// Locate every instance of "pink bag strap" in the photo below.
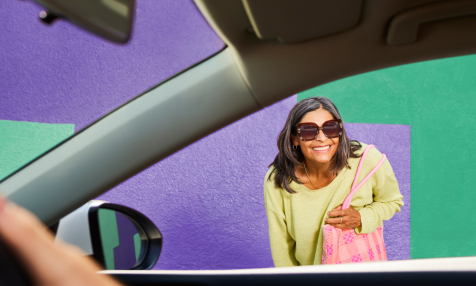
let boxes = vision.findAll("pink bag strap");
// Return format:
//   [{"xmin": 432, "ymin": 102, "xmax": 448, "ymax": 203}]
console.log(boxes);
[{"xmin": 342, "ymin": 145, "xmax": 387, "ymax": 210}]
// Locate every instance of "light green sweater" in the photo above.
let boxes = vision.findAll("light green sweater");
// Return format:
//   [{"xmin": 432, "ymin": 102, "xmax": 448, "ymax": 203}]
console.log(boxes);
[{"xmin": 263, "ymin": 144, "xmax": 404, "ymax": 267}]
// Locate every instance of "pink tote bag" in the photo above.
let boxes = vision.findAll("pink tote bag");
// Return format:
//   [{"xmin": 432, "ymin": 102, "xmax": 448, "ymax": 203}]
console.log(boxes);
[{"xmin": 322, "ymin": 145, "xmax": 387, "ymax": 264}]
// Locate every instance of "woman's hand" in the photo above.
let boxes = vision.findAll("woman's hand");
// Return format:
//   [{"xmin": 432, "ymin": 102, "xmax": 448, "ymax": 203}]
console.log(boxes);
[
  {"xmin": 325, "ymin": 205, "xmax": 362, "ymax": 229},
  {"xmin": 0, "ymin": 195, "xmax": 123, "ymax": 286}
]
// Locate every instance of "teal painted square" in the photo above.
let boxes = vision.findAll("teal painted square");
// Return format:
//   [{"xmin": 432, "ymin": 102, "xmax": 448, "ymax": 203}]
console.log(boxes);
[{"xmin": 0, "ymin": 120, "xmax": 74, "ymax": 180}]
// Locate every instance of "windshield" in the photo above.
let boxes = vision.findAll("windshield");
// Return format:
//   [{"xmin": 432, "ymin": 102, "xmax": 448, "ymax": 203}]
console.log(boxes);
[{"xmin": 0, "ymin": 0, "xmax": 224, "ymax": 181}]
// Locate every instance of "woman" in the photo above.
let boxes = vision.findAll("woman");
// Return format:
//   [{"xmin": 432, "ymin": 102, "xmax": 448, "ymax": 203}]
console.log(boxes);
[{"xmin": 264, "ymin": 96, "xmax": 404, "ymax": 267}]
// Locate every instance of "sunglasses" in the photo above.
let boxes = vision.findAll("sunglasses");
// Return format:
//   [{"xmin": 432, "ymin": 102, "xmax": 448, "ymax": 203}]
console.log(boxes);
[{"xmin": 297, "ymin": 119, "xmax": 343, "ymax": 141}]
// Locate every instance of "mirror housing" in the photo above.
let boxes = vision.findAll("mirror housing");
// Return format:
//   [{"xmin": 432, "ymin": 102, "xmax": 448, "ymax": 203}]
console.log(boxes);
[
  {"xmin": 32, "ymin": 0, "xmax": 135, "ymax": 43},
  {"xmin": 54, "ymin": 200, "xmax": 162, "ymax": 270}
]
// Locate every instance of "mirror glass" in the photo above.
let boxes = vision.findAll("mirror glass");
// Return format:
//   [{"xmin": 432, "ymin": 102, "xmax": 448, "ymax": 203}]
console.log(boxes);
[
  {"xmin": 97, "ymin": 208, "xmax": 147, "ymax": 270},
  {"xmin": 34, "ymin": 0, "xmax": 135, "ymax": 43}
]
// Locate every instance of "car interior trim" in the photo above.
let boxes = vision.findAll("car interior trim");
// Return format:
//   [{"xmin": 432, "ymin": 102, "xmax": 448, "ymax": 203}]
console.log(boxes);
[
  {"xmin": 241, "ymin": 0, "xmax": 363, "ymax": 43},
  {"xmin": 103, "ymin": 255, "xmax": 476, "ymax": 275},
  {"xmin": 196, "ymin": 0, "xmax": 476, "ymax": 107},
  {"xmin": 387, "ymin": 0, "xmax": 476, "ymax": 45}
]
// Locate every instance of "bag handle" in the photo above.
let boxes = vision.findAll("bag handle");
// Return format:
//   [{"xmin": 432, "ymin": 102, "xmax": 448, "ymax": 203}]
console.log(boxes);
[{"xmin": 342, "ymin": 145, "xmax": 387, "ymax": 210}]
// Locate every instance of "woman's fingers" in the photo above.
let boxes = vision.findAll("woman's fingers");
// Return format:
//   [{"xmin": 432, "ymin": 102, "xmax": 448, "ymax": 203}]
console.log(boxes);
[
  {"xmin": 325, "ymin": 206, "xmax": 362, "ymax": 229},
  {"xmin": 326, "ymin": 207, "xmax": 347, "ymax": 226},
  {"xmin": 325, "ymin": 217, "xmax": 346, "ymax": 224},
  {"xmin": 332, "ymin": 205, "xmax": 342, "ymax": 211},
  {"xmin": 328, "ymin": 208, "xmax": 345, "ymax": 218},
  {"xmin": 328, "ymin": 205, "xmax": 342, "ymax": 217}
]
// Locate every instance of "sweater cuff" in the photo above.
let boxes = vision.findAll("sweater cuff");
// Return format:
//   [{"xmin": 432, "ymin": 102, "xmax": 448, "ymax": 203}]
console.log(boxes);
[{"xmin": 355, "ymin": 207, "xmax": 377, "ymax": 234}]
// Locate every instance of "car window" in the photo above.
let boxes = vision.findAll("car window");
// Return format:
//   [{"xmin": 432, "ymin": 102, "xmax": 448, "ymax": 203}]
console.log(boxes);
[{"xmin": 0, "ymin": 0, "xmax": 224, "ymax": 181}]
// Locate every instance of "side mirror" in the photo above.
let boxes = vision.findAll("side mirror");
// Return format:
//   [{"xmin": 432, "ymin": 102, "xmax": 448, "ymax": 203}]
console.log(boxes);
[
  {"xmin": 32, "ymin": 0, "xmax": 135, "ymax": 43},
  {"xmin": 54, "ymin": 201, "xmax": 162, "ymax": 270}
]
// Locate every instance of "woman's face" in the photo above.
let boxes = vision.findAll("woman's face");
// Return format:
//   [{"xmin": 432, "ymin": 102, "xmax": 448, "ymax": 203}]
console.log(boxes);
[{"xmin": 292, "ymin": 108, "xmax": 340, "ymax": 165}]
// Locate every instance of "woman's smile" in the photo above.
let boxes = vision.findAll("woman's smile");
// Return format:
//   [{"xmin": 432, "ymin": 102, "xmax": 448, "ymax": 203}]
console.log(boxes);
[{"xmin": 312, "ymin": 145, "xmax": 330, "ymax": 153}]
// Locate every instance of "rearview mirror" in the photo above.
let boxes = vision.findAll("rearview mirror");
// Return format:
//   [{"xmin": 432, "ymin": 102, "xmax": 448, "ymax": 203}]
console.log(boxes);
[
  {"xmin": 32, "ymin": 0, "xmax": 135, "ymax": 43},
  {"xmin": 54, "ymin": 201, "xmax": 162, "ymax": 270}
]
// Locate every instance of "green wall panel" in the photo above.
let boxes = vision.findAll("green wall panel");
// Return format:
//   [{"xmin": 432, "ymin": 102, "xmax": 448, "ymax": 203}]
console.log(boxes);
[
  {"xmin": 0, "ymin": 120, "xmax": 74, "ymax": 181},
  {"xmin": 298, "ymin": 54, "xmax": 476, "ymax": 259}
]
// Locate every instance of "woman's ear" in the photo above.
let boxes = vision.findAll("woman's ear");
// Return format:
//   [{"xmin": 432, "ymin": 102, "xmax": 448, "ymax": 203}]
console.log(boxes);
[{"xmin": 291, "ymin": 135, "xmax": 299, "ymax": 147}]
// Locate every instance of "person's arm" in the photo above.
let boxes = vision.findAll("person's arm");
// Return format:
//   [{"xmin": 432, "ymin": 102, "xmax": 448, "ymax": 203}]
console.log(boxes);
[
  {"xmin": 355, "ymin": 156, "xmax": 404, "ymax": 234},
  {"xmin": 263, "ymin": 173, "xmax": 299, "ymax": 267},
  {"xmin": 0, "ymin": 195, "xmax": 123, "ymax": 286}
]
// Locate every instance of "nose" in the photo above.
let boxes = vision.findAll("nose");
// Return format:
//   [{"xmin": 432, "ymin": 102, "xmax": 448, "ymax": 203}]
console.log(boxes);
[{"xmin": 315, "ymin": 128, "xmax": 327, "ymax": 141}]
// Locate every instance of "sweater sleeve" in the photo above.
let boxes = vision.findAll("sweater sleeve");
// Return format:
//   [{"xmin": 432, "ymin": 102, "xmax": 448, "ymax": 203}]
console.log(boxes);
[
  {"xmin": 354, "ymin": 152, "xmax": 404, "ymax": 234},
  {"xmin": 263, "ymin": 170, "xmax": 299, "ymax": 267}
]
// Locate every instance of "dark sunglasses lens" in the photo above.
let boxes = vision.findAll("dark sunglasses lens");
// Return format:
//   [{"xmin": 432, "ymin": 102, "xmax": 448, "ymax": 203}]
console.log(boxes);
[
  {"xmin": 300, "ymin": 124, "xmax": 318, "ymax": 140},
  {"xmin": 323, "ymin": 121, "xmax": 340, "ymax": 138}
]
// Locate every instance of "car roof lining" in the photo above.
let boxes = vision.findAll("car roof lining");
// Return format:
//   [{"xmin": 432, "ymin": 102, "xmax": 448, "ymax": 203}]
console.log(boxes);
[
  {"xmin": 196, "ymin": 0, "xmax": 476, "ymax": 107},
  {"xmin": 241, "ymin": 0, "xmax": 364, "ymax": 44}
]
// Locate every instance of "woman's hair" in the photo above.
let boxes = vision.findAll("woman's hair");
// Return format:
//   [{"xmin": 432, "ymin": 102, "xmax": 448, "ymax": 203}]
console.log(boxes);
[{"xmin": 268, "ymin": 96, "xmax": 362, "ymax": 194}]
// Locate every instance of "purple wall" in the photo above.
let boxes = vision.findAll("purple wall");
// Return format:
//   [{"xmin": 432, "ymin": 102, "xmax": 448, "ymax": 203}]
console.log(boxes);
[
  {"xmin": 97, "ymin": 95, "xmax": 411, "ymax": 269},
  {"xmin": 0, "ymin": 0, "xmax": 224, "ymax": 131}
]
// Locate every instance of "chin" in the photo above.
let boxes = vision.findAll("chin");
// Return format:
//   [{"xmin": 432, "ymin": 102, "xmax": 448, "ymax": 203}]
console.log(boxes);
[
  {"xmin": 315, "ymin": 158, "xmax": 333, "ymax": 164},
  {"xmin": 307, "ymin": 154, "xmax": 332, "ymax": 164}
]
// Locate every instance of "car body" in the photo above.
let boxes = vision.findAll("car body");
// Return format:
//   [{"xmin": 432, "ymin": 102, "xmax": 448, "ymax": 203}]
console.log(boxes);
[{"xmin": 2, "ymin": 0, "xmax": 476, "ymax": 285}]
